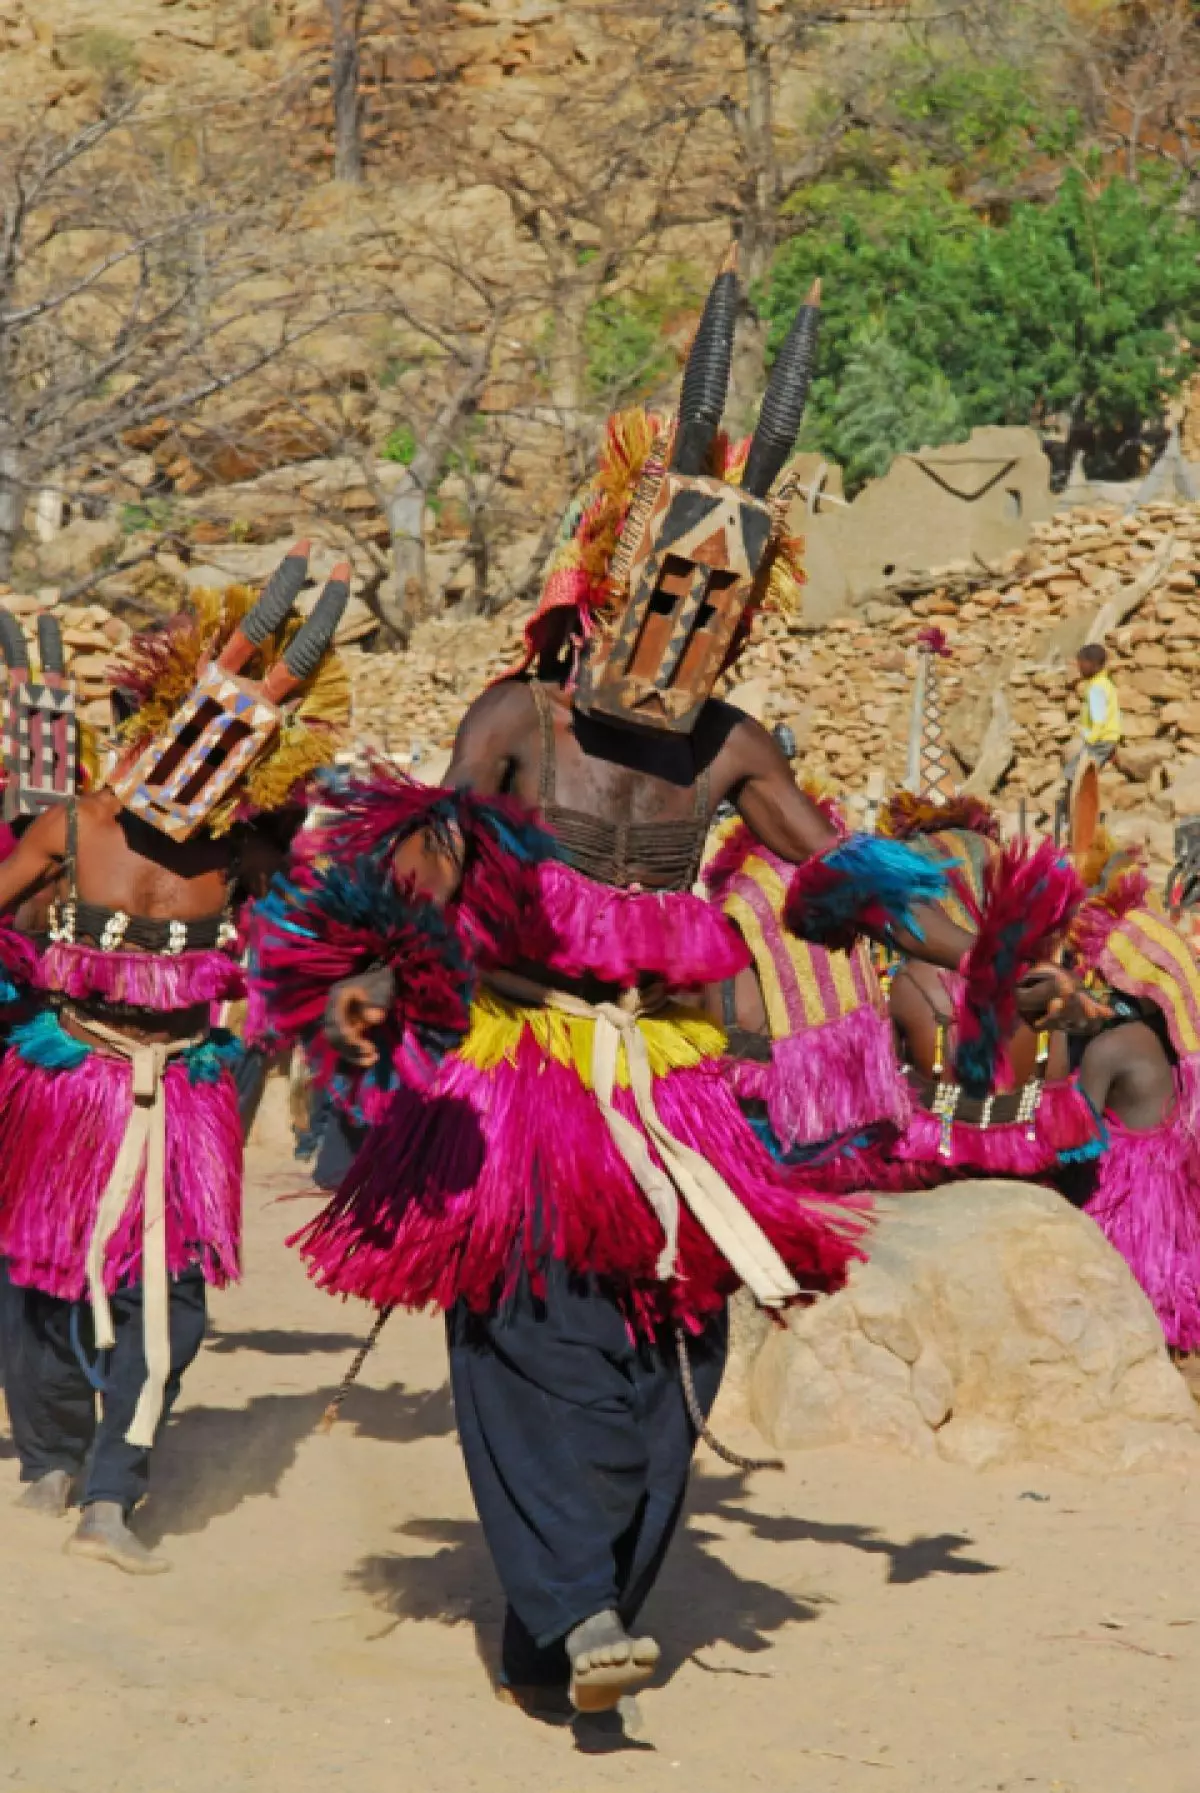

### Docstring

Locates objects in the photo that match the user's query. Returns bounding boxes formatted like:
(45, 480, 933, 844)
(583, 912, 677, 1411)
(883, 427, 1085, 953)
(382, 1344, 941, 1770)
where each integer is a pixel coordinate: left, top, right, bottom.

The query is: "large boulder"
(742, 1183, 1200, 1473)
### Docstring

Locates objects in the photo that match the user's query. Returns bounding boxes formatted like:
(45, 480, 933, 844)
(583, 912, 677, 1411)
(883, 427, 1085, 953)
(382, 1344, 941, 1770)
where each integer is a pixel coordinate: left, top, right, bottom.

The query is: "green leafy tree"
(828, 327, 965, 487)
(582, 263, 706, 407)
(765, 171, 1200, 482)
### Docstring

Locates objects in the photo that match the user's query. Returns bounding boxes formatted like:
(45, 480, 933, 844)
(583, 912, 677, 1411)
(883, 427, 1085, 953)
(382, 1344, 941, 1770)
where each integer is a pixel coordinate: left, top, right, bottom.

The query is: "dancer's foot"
(65, 1502, 169, 1575)
(17, 1469, 73, 1516)
(566, 1610, 659, 1713)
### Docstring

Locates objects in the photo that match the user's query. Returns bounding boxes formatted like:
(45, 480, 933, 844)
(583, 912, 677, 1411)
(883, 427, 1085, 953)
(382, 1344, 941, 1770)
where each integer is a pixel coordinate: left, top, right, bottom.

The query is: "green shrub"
(381, 424, 418, 466)
(74, 28, 139, 86)
(764, 172, 1200, 485)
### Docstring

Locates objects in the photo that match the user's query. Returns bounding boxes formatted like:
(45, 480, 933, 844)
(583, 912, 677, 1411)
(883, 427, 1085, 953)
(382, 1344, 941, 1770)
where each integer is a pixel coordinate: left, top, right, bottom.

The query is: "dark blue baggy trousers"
(0, 1260, 207, 1511)
(446, 1262, 727, 1688)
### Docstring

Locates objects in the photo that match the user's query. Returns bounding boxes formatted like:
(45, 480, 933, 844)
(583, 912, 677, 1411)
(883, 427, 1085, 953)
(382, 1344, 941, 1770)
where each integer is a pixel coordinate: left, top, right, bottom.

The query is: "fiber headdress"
(519, 246, 811, 712)
(878, 795, 1002, 936)
(952, 840, 1083, 1097)
(110, 544, 351, 839)
(878, 790, 1002, 847)
(1070, 839, 1200, 1068)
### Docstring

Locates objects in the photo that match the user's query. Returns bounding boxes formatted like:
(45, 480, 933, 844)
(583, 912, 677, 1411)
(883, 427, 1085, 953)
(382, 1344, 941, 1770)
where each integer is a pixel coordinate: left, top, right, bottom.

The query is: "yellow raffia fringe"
(459, 989, 725, 1087)
(115, 583, 350, 834)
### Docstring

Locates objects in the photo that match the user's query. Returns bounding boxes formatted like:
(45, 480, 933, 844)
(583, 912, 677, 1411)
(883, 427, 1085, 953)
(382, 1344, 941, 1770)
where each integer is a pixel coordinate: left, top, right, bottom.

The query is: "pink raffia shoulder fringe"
(0, 915, 40, 995)
(291, 1020, 866, 1333)
(527, 860, 750, 990)
(0, 1046, 242, 1300)
(38, 941, 246, 1012)
(1085, 1103, 1200, 1353)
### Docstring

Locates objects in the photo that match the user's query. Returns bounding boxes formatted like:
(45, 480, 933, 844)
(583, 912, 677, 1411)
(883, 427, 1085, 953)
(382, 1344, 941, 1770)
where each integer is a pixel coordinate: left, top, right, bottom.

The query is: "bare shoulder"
(696, 699, 766, 769)
(447, 678, 538, 795)
(19, 801, 68, 859)
(455, 678, 536, 742)
(1084, 1020, 1162, 1076)
(238, 821, 290, 898)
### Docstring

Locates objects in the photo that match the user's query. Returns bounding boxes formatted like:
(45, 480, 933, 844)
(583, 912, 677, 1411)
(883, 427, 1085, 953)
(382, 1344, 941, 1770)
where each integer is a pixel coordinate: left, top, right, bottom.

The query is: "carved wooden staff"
(904, 625, 956, 801)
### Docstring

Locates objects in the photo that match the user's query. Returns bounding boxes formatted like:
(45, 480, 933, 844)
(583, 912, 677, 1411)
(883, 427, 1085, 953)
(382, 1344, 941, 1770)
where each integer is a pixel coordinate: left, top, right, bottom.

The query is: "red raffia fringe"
(39, 942, 245, 1012)
(1086, 1100, 1200, 1353)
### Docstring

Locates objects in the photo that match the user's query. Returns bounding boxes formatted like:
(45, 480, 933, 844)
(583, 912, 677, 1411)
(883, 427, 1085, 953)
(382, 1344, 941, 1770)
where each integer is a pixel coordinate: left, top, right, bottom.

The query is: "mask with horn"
(110, 543, 352, 842)
(0, 608, 80, 822)
(574, 247, 820, 735)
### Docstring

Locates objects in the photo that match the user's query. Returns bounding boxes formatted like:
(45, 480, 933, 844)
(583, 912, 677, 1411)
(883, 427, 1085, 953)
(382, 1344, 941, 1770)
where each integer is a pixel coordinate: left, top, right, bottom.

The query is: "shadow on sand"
(344, 1465, 1000, 1725)
(141, 1376, 456, 1545)
(204, 1326, 369, 1357)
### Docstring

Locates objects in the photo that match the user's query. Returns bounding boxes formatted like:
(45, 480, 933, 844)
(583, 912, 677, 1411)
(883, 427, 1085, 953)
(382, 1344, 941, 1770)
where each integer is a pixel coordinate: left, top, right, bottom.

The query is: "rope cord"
(674, 1324, 783, 1474)
(318, 1306, 394, 1433)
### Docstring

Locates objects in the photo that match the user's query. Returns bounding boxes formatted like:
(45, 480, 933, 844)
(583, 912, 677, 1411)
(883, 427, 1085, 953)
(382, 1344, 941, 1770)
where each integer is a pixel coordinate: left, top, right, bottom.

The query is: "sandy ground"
(2, 1149, 1198, 1793)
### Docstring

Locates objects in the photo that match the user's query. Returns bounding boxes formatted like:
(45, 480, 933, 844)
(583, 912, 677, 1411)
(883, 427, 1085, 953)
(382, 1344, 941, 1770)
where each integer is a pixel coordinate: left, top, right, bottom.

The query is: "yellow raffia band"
(457, 988, 725, 1088)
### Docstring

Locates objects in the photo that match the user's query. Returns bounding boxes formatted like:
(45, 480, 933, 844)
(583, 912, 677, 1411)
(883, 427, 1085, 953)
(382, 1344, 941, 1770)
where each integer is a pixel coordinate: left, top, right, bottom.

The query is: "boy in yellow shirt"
(1065, 642, 1122, 783)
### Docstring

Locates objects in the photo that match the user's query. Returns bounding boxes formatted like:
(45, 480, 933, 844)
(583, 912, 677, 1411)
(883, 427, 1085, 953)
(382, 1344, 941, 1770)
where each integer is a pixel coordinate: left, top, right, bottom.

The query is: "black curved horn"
(671, 244, 739, 476)
(742, 279, 822, 499)
(37, 612, 64, 678)
(0, 608, 30, 675)
(242, 540, 312, 646)
(261, 564, 350, 701)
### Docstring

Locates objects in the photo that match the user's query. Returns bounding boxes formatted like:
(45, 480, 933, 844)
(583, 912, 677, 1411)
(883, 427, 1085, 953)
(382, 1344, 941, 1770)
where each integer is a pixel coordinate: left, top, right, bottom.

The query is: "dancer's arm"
(723, 715, 974, 970)
(0, 804, 67, 914)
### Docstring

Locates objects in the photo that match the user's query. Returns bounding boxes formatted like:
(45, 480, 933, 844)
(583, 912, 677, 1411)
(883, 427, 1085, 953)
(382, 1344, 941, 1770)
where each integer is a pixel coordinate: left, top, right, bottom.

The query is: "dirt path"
(2, 1149, 1197, 1793)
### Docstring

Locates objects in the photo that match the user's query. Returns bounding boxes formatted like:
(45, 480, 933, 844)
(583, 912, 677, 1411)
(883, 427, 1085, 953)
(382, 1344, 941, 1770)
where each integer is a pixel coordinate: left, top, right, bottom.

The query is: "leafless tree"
(327, 0, 365, 184)
(1062, 0, 1200, 210)
(0, 91, 358, 578)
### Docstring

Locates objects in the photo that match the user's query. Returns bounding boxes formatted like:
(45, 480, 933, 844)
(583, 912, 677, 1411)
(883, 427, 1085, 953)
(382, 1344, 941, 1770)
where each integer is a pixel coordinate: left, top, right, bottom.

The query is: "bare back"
(3, 791, 279, 937)
(446, 678, 840, 863)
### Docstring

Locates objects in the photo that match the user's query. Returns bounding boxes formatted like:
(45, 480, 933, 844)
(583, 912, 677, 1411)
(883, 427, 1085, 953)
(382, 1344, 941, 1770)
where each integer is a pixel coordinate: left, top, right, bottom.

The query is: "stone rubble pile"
(8, 499, 1200, 869)
(730, 497, 1200, 859)
(346, 606, 529, 766)
(348, 500, 1200, 866)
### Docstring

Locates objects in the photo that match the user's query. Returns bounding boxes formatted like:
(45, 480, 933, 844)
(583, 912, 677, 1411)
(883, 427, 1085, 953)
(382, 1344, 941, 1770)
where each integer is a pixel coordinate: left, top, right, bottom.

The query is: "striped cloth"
(719, 844, 882, 1040)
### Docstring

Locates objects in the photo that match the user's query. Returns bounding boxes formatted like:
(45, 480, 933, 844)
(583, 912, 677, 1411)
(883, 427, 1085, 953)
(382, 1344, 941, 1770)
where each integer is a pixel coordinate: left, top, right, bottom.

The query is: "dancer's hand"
(1017, 963, 1112, 1034)
(324, 966, 395, 1065)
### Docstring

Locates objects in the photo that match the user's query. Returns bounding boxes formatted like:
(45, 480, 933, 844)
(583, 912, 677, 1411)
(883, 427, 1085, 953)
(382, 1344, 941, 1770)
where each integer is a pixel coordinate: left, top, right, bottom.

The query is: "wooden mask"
(111, 549, 349, 842)
(0, 612, 78, 822)
(576, 252, 821, 737)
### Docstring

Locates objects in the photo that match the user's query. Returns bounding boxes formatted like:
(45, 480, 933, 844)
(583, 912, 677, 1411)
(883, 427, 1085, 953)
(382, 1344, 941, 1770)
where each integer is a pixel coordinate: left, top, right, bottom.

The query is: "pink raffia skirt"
(1085, 1107, 1200, 1353)
(725, 1004, 909, 1154)
(0, 1017, 243, 1300)
(292, 992, 868, 1333)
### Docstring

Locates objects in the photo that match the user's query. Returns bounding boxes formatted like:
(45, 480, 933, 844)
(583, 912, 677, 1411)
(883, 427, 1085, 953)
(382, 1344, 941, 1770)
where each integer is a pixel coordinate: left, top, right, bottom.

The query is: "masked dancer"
(1063, 837, 1200, 1357)
(256, 252, 1088, 1716)
(0, 552, 349, 1572)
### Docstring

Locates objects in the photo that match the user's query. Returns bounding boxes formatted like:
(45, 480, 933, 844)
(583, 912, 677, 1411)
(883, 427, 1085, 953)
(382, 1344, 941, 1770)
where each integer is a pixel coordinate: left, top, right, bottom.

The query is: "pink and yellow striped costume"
(704, 821, 909, 1177)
